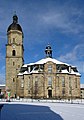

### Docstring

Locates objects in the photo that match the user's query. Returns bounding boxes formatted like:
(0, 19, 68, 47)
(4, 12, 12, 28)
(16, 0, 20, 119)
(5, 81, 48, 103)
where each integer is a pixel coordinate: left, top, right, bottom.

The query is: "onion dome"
(7, 14, 23, 32)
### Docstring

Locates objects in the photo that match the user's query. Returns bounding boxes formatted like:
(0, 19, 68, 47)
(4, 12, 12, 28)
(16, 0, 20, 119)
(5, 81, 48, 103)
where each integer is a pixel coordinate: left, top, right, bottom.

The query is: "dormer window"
(69, 66, 71, 73)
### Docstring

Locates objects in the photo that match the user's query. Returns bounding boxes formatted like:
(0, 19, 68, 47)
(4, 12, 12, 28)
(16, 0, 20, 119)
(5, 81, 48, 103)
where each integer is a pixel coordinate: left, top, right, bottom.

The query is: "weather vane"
(14, 11, 16, 15)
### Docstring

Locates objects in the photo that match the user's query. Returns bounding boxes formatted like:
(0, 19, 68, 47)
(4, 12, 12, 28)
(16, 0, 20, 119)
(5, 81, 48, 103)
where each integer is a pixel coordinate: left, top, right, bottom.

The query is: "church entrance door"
(48, 90, 52, 98)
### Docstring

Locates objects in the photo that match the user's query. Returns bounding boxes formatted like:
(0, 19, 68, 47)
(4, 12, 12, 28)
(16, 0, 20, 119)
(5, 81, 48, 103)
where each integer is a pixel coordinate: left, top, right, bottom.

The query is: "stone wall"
(17, 61, 80, 99)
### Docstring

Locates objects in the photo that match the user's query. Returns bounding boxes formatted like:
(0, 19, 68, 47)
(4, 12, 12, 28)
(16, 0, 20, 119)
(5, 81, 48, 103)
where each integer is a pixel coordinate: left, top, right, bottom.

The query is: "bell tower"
(6, 14, 24, 97)
(45, 44, 52, 58)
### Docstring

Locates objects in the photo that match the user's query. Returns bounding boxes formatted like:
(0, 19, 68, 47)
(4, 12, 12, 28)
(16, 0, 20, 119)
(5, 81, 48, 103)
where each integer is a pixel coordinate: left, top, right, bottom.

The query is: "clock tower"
(6, 14, 24, 97)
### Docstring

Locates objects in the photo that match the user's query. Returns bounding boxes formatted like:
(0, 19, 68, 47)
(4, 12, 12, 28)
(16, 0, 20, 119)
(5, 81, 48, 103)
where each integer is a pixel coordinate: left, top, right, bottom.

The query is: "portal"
(48, 90, 52, 98)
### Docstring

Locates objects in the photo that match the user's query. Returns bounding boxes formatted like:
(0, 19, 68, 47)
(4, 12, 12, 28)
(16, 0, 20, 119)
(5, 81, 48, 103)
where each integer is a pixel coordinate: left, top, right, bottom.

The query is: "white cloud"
(58, 44, 84, 62)
(40, 5, 84, 36)
(58, 44, 84, 73)
(58, 52, 76, 63)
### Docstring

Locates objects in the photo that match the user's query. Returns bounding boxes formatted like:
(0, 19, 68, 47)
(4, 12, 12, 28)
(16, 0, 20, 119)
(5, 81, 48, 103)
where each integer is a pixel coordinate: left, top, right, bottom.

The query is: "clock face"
(12, 44, 15, 49)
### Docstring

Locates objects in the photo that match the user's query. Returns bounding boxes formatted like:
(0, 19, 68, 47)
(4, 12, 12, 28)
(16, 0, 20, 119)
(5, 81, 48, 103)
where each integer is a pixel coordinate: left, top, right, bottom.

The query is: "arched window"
(12, 50, 16, 56)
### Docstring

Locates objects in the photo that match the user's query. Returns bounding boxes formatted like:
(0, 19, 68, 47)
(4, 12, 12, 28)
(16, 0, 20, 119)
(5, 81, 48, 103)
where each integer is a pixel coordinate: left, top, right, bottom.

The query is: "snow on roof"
(80, 84, 84, 88)
(25, 57, 69, 66)
(22, 64, 28, 67)
(35, 58, 68, 65)
(61, 69, 69, 74)
(22, 63, 35, 67)
(28, 63, 35, 66)
(75, 72, 81, 76)
(69, 69, 81, 76)
(0, 84, 5, 87)
(23, 71, 29, 75)
(20, 58, 81, 76)
(18, 73, 23, 76)
(72, 66, 76, 68)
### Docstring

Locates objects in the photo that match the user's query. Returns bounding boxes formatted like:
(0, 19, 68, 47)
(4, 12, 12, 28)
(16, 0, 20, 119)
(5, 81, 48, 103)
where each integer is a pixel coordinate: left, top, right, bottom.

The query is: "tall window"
(48, 76, 52, 86)
(62, 76, 65, 87)
(21, 79, 24, 88)
(62, 88, 65, 95)
(13, 62, 15, 66)
(57, 76, 59, 87)
(75, 78, 77, 88)
(48, 65, 52, 73)
(28, 79, 30, 94)
(69, 77, 71, 88)
(12, 50, 16, 56)
(34, 77, 38, 96)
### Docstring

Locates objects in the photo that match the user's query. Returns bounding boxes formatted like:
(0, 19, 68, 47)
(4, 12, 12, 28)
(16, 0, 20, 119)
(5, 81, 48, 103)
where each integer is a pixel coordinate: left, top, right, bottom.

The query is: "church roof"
(35, 58, 69, 65)
(80, 84, 84, 88)
(24, 57, 69, 66)
(7, 23, 22, 32)
(18, 57, 81, 76)
(0, 84, 5, 87)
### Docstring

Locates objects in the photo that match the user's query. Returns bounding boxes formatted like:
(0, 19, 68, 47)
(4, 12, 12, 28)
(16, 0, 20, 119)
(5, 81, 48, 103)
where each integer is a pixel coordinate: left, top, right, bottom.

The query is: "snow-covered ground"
(0, 98, 84, 104)
(0, 101, 84, 120)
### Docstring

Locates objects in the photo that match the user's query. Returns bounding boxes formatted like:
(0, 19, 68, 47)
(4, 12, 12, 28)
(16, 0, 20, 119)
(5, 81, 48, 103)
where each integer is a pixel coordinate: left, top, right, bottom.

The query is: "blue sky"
(0, 0, 84, 84)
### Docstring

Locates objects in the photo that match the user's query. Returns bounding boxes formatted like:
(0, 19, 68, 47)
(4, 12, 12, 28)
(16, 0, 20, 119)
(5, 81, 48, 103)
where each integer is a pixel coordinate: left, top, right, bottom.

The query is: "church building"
(6, 15, 81, 99)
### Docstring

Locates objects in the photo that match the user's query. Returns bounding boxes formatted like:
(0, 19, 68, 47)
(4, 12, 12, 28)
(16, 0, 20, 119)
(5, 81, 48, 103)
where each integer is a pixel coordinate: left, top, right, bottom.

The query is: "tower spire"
(13, 12, 18, 24)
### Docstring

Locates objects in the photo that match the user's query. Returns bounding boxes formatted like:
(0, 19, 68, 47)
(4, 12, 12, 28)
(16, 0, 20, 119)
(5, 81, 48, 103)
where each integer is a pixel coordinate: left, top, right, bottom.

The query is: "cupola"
(45, 44, 52, 58)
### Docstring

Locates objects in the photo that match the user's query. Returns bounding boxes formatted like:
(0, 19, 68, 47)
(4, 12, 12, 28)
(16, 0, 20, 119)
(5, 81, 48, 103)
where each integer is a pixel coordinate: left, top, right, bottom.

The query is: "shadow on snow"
(1, 104, 63, 120)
